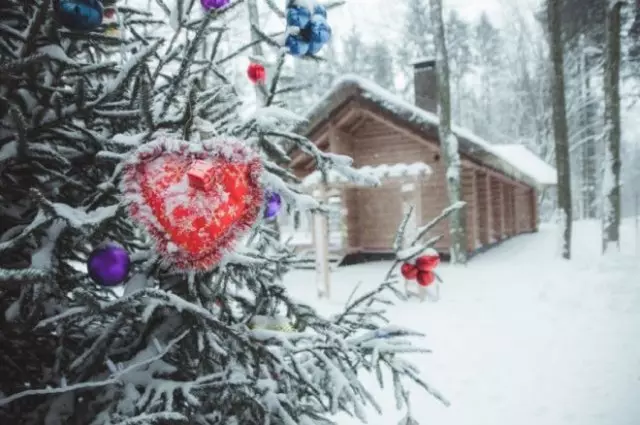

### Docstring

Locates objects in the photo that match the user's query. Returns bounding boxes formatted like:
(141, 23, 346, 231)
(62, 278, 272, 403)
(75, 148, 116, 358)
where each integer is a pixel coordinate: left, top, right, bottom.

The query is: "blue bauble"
(307, 40, 324, 56)
(308, 18, 331, 45)
(285, 34, 310, 57)
(313, 4, 327, 18)
(54, 0, 104, 31)
(286, 5, 311, 29)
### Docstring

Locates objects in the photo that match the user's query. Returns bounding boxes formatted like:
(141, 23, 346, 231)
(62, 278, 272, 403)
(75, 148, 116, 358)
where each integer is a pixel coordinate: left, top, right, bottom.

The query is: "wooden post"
(486, 173, 493, 243)
(499, 182, 506, 239)
(511, 186, 520, 235)
(471, 170, 478, 249)
(314, 183, 331, 299)
(401, 180, 423, 300)
(531, 188, 538, 232)
(635, 190, 639, 256)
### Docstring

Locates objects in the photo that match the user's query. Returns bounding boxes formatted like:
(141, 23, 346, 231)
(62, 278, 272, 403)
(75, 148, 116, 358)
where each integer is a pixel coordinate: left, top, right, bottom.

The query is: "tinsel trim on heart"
(120, 135, 264, 270)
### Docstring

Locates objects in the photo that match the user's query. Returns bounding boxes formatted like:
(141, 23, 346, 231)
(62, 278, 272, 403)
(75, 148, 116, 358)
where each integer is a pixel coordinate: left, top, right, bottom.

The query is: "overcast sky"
(326, 0, 541, 44)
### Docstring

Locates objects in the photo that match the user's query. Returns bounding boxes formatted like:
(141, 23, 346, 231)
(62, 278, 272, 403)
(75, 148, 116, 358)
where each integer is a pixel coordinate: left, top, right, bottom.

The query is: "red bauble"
(104, 8, 116, 19)
(416, 253, 440, 271)
(247, 62, 266, 84)
(121, 136, 264, 270)
(416, 270, 435, 287)
(400, 262, 418, 279)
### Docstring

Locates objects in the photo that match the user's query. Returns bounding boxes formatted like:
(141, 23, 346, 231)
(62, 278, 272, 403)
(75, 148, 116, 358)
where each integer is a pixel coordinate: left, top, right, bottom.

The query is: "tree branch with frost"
(0, 378, 119, 408)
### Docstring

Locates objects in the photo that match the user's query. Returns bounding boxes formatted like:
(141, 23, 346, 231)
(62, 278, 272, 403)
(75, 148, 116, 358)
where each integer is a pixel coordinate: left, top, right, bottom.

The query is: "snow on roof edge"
(299, 74, 556, 188)
(301, 162, 431, 188)
(490, 144, 558, 186)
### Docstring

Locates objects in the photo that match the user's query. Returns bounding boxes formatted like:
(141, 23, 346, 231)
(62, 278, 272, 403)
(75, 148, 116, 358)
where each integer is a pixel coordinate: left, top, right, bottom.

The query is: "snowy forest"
(288, 0, 640, 226)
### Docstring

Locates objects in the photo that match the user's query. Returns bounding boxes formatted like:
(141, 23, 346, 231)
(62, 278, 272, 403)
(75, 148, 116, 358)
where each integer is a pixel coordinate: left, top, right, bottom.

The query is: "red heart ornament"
(121, 136, 264, 270)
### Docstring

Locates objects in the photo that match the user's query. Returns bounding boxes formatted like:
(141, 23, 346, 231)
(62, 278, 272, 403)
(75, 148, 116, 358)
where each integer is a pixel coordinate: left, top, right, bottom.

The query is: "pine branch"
(19, 0, 51, 57)
(0, 53, 47, 74)
(0, 267, 48, 286)
(0, 377, 119, 408)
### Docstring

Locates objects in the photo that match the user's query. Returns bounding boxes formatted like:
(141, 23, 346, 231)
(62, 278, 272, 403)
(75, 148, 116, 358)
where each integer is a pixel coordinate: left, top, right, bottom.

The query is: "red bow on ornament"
(400, 253, 440, 287)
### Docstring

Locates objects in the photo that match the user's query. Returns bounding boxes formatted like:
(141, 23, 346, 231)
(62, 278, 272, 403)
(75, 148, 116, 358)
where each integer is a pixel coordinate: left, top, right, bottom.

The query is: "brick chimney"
(413, 58, 437, 113)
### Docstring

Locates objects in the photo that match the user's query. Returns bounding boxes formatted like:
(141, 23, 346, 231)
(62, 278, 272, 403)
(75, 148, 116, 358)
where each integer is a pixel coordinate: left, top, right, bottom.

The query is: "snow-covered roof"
(295, 74, 557, 189)
(490, 144, 558, 186)
(301, 162, 431, 188)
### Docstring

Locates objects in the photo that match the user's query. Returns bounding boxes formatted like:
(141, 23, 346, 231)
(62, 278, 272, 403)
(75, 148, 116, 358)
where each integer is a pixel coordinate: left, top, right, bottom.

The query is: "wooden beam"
(486, 173, 493, 243)
(329, 124, 353, 152)
(347, 112, 368, 133)
(471, 170, 479, 248)
(499, 182, 506, 239)
(359, 108, 439, 152)
(291, 105, 360, 169)
(530, 188, 538, 231)
(414, 178, 423, 227)
(511, 185, 516, 235)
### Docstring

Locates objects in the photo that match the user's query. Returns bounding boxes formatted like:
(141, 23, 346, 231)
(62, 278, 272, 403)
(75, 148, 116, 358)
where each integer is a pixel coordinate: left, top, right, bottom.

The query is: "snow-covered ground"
(283, 220, 640, 425)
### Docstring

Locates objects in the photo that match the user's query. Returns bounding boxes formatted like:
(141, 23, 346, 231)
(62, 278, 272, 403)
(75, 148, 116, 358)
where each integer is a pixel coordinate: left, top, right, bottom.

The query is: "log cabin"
(290, 59, 557, 263)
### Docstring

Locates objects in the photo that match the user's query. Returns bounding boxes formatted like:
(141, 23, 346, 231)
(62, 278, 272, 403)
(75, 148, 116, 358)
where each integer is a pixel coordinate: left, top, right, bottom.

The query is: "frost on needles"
(0, 1, 452, 424)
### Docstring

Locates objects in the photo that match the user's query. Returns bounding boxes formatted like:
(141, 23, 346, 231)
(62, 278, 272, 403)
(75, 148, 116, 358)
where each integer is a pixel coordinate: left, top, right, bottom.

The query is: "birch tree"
(602, 0, 623, 252)
(547, 0, 573, 259)
(429, 0, 467, 263)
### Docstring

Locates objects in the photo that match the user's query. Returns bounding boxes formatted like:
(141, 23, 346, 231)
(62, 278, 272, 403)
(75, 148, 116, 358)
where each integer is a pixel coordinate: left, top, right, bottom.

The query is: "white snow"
(301, 162, 431, 188)
(283, 219, 640, 425)
(37, 45, 76, 65)
(0, 141, 17, 162)
(490, 144, 558, 186)
(300, 75, 558, 189)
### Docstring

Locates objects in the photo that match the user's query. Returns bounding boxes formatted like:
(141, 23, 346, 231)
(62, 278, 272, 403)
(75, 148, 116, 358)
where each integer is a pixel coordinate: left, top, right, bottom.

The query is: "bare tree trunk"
(429, 0, 467, 264)
(579, 35, 598, 219)
(602, 0, 623, 252)
(247, 0, 280, 237)
(547, 0, 573, 259)
(247, 0, 266, 104)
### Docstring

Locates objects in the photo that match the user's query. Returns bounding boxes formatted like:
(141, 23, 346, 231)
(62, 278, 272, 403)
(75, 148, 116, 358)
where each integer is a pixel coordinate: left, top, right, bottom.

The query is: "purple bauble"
(264, 192, 282, 219)
(87, 243, 130, 286)
(201, 0, 229, 10)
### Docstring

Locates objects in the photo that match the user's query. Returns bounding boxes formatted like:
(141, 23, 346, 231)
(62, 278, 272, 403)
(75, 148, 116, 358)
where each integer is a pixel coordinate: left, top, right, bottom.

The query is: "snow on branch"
(0, 377, 119, 408)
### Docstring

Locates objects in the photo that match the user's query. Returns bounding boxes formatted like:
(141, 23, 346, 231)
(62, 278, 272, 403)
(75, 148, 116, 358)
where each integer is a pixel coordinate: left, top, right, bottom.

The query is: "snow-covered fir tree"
(0, 0, 452, 423)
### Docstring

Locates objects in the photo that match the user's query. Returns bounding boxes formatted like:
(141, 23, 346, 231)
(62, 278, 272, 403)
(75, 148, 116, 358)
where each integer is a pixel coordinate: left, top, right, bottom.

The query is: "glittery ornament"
(400, 262, 418, 280)
(87, 243, 130, 286)
(121, 136, 264, 270)
(104, 27, 120, 37)
(417, 270, 435, 287)
(416, 253, 440, 271)
(264, 192, 282, 219)
(285, 34, 309, 56)
(103, 7, 115, 19)
(53, 0, 103, 31)
(308, 18, 331, 44)
(286, 5, 311, 28)
(249, 315, 294, 332)
(307, 39, 324, 55)
(200, 0, 229, 10)
(246, 62, 266, 84)
(313, 4, 327, 18)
